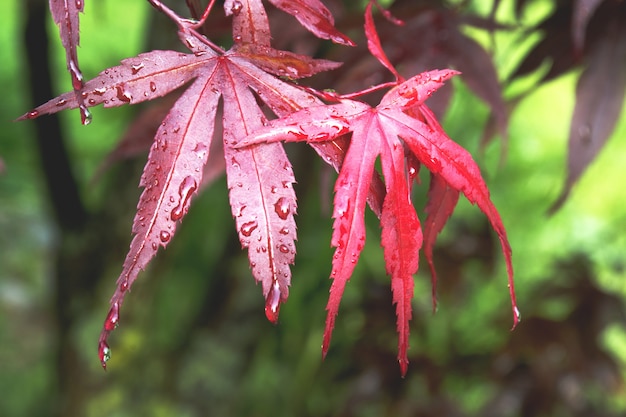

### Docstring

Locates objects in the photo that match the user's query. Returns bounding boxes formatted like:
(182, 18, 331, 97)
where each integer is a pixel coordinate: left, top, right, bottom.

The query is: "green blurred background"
(1, 0, 626, 416)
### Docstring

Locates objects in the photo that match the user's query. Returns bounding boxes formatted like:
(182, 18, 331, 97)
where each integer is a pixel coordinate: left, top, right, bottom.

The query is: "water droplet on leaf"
(131, 63, 144, 74)
(193, 143, 207, 160)
(171, 176, 198, 221)
(150, 81, 157, 92)
(159, 230, 171, 242)
(116, 85, 132, 103)
(274, 197, 290, 220)
(104, 303, 120, 331)
(240, 220, 258, 237)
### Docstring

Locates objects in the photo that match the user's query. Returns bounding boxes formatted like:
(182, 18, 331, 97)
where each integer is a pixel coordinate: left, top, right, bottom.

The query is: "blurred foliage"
(2, 0, 626, 417)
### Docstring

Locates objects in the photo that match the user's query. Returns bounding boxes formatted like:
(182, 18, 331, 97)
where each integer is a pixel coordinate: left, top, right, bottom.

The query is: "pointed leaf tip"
(399, 358, 408, 378)
(512, 305, 521, 330)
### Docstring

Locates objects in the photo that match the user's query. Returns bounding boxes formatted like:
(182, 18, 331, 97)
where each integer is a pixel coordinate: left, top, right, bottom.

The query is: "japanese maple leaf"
(237, 68, 520, 376)
(18, 0, 361, 369)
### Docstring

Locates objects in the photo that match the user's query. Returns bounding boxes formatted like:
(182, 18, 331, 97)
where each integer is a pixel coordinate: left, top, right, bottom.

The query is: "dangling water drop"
(98, 340, 111, 370)
(274, 197, 290, 220)
(171, 176, 198, 221)
(264, 281, 281, 323)
(80, 105, 92, 125)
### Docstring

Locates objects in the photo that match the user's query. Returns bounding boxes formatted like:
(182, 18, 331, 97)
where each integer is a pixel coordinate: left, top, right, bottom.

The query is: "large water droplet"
(274, 197, 290, 220)
(150, 81, 157, 92)
(104, 303, 120, 331)
(159, 230, 171, 242)
(98, 340, 111, 370)
(25, 110, 39, 119)
(171, 176, 198, 221)
(264, 281, 281, 323)
(240, 220, 258, 237)
(116, 85, 132, 103)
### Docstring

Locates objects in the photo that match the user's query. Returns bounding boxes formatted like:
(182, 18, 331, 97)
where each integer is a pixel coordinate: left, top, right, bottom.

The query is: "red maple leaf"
(19, 0, 359, 369)
(237, 67, 520, 375)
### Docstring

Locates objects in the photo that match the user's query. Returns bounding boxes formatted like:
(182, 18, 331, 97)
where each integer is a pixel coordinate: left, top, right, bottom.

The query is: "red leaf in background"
(268, 0, 355, 46)
(328, 2, 508, 138)
(364, 2, 402, 82)
(48, 0, 90, 124)
(423, 173, 459, 312)
(238, 69, 519, 374)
